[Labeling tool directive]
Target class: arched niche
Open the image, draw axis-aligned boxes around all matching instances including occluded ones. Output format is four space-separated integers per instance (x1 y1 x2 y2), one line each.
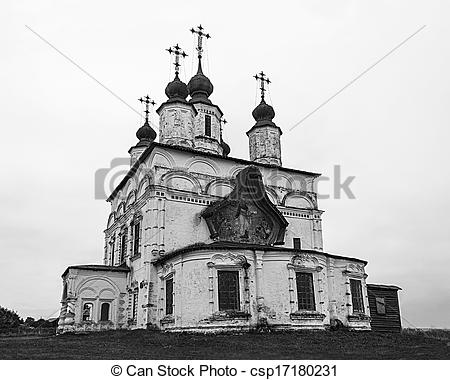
125 190 136 209
161 171 202 194
137 176 150 198
283 192 314 209
99 288 116 299
76 276 120 297
151 151 175 169
265 172 295 190
265 186 279 205
228 165 247 178
116 202 125 217
187 158 219 176
206 179 234 198
107 212 115 228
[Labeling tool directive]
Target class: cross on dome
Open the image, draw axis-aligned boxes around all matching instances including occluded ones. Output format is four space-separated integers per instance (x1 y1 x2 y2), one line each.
188 24 213 102
166 44 188 75
190 24 211 59
254 71 271 101
138 95 156 124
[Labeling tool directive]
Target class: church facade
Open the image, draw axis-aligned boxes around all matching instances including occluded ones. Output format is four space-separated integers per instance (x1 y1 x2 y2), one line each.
57 27 374 333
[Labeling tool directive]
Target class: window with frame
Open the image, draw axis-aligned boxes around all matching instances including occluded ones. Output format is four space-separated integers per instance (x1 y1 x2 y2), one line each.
375 297 386 315
120 228 127 263
100 302 110 321
132 290 138 323
293 238 302 250
110 238 115 265
132 222 141 257
350 279 365 313
82 302 93 321
165 278 174 315
296 272 316 311
205 115 212 137
218 270 240 311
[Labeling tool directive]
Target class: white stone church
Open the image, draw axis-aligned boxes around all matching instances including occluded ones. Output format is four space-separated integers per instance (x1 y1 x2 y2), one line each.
57 27 374 333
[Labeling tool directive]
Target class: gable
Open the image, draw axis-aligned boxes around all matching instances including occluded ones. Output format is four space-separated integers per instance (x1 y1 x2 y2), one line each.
201 166 288 245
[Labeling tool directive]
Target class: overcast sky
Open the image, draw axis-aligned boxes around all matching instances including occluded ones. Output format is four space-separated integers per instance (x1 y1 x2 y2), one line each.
1 0 449 328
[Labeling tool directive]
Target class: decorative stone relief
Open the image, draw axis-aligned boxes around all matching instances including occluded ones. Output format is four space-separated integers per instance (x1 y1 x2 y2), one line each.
290 254 323 272
161 263 174 278
208 252 248 268
201 166 288 245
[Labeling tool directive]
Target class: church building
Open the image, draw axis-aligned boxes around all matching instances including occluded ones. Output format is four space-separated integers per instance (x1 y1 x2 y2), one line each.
57 26 395 333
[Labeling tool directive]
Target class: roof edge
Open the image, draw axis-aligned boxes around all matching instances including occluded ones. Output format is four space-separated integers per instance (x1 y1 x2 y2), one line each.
62 264 130 278
367 284 402 291
107 142 322 202
154 242 368 266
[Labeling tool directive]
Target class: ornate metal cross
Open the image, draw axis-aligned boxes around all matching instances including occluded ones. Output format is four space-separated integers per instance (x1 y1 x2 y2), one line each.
254 71 271 101
190 24 211 59
166 44 188 75
138 95 156 123
220 117 227 135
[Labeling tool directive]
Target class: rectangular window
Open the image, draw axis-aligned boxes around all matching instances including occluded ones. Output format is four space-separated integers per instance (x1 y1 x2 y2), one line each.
205 115 211 137
350 279 365 313
82 303 93 321
375 297 386 315
293 238 302 250
100 303 110 321
218 271 240 311
132 290 138 323
296 272 316 310
165 278 174 315
120 229 127 263
133 222 141 256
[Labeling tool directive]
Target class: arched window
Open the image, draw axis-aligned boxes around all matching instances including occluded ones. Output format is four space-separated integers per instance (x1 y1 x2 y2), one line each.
109 238 115 266
100 303 110 321
82 303 93 321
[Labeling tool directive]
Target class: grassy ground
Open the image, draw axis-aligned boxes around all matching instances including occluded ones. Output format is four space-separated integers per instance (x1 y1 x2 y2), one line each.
0 329 449 360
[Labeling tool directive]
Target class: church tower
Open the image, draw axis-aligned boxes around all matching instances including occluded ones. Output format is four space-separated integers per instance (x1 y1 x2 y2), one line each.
188 25 226 156
247 72 282 166
129 95 157 165
157 44 197 148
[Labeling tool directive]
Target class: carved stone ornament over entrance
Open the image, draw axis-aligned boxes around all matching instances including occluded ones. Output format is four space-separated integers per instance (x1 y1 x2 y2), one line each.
201 166 288 245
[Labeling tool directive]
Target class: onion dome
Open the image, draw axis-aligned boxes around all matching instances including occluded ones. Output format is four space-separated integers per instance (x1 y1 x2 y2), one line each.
221 139 230 157
252 99 276 126
136 119 156 146
165 73 189 101
188 61 213 103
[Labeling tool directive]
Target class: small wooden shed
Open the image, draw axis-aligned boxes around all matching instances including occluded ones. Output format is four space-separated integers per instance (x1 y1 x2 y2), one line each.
367 284 402 332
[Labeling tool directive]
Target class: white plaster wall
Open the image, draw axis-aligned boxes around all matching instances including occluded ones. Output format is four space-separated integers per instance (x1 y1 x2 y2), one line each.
152 249 369 331
164 199 212 252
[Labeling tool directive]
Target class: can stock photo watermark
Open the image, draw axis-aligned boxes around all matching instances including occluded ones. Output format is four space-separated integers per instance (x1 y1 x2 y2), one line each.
94 158 356 202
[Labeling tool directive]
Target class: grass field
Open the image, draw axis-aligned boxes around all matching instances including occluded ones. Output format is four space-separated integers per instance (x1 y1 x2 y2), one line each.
1 329 449 360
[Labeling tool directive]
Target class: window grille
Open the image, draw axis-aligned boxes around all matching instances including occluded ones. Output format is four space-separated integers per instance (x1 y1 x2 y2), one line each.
296 272 316 311
218 271 240 311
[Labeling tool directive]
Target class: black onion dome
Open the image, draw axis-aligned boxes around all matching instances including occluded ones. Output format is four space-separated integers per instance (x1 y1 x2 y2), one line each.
252 98 275 123
221 139 230 157
165 73 188 101
188 61 213 103
136 120 157 145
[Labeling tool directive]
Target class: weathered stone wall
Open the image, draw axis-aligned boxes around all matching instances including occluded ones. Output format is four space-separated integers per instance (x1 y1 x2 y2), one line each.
158 103 196 148
248 126 282 166
58 268 128 333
